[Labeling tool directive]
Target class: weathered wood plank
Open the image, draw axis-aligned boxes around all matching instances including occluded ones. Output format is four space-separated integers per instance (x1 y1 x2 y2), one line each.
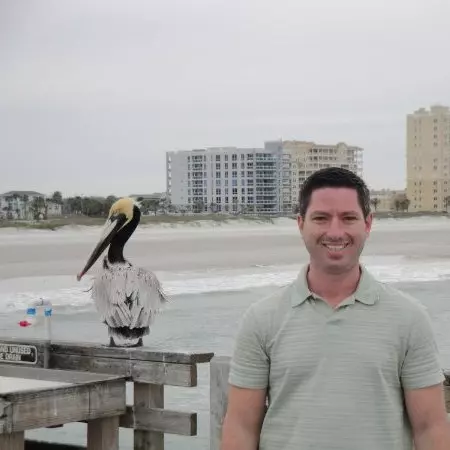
87 416 119 450
50 354 197 387
0 398 13 433
2 378 125 432
0 365 124 384
87 378 127 419
0 431 24 450
120 405 196 435
0 337 214 364
50 342 214 364
134 383 164 450
10 385 89 430
0 338 206 386
210 356 231 450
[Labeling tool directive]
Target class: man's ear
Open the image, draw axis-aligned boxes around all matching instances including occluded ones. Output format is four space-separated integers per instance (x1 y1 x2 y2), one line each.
365 212 373 235
297 214 304 233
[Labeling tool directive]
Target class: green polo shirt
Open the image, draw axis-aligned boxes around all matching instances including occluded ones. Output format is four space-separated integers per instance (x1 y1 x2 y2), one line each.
228 264 445 450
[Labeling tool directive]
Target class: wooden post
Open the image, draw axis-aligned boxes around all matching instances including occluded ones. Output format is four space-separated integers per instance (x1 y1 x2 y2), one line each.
444 372 450 414
0 432 25 450
134 383 164 450
210 356 231 450
87 416 120 450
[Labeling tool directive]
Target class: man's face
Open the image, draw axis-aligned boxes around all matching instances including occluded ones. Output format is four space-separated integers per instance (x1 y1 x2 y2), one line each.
297 187 372 274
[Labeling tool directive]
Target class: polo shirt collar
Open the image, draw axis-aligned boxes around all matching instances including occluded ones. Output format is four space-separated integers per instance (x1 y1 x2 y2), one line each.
291 263 378 308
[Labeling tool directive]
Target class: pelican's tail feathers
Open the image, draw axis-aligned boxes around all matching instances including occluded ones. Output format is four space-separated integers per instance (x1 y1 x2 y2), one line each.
107 325 149 347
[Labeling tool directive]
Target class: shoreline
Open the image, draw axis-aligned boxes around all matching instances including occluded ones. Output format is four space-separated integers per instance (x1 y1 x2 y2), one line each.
0 211 448 231
0 214 276 231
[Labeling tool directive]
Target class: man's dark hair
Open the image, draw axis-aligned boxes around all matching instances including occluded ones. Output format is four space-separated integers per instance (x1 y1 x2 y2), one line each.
298 167 371 218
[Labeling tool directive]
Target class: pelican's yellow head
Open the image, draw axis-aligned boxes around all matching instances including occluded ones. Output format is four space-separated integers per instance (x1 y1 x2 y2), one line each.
108 197 135 227
77 197 140 281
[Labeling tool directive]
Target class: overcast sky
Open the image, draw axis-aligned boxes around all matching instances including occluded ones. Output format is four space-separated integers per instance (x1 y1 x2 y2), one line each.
1 0 449 197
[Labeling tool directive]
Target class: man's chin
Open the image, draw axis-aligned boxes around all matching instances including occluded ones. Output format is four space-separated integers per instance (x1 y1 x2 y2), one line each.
320 257 354 272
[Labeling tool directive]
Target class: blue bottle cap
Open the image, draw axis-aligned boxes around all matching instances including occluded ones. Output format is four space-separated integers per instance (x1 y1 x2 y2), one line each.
26 307 36 316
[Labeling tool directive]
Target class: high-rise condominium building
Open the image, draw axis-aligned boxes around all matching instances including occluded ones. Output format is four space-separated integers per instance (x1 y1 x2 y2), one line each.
166 147 282 214
166 140 363 214
406 105 450 212
265 140 363 213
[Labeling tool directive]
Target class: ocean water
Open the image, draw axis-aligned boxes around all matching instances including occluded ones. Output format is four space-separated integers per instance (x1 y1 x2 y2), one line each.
1 216 450 448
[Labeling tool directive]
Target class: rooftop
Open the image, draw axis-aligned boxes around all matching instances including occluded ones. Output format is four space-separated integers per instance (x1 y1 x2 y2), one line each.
412 105 450 116
0 190 45 198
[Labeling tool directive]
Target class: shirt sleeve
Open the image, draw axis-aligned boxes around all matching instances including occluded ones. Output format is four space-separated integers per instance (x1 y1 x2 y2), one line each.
228 304 270 389
401 307 445 390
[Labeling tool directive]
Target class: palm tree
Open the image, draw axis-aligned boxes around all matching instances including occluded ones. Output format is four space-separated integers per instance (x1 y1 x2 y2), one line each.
209 202 219 213
444 196 450 212
22 194 29 219
51 191 63 211
394 194 410 212
30 196 47 220
193 199 204 214
370 198 380 211
400 197 410 212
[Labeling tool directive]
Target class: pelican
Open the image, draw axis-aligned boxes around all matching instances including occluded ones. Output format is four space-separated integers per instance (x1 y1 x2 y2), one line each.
76 197 167 347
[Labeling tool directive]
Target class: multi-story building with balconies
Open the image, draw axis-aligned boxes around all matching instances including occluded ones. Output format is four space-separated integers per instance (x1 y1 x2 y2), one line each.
406 105 450 211
166 140 363 214
166 146 282 214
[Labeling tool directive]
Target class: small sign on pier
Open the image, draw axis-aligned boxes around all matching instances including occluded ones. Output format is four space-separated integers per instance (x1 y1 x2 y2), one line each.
0 343 37 365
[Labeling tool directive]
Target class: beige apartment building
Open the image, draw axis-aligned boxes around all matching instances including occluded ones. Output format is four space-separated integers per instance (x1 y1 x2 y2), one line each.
406 105 450 211
266 140 363 212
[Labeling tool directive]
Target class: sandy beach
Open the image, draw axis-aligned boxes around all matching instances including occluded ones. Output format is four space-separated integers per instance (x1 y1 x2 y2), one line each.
1 216 450 449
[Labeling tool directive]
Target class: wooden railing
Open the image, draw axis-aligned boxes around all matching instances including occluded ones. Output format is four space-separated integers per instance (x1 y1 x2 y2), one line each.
2 338 448 450
0 337 213 450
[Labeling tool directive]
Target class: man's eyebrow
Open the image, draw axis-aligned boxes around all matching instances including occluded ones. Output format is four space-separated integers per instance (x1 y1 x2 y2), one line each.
309 210 361 216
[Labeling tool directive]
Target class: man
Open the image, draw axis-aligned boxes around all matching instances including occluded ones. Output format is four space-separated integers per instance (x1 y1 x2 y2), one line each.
221 167 450 450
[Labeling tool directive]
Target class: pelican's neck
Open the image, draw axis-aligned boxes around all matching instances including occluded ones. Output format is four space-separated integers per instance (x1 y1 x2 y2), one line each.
107 205 140 264
107 240 126 264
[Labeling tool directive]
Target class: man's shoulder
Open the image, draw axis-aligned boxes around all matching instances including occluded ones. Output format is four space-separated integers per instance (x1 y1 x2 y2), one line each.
377 279 425 308
234 283 295 348
245 278 298 322
368 270 429 319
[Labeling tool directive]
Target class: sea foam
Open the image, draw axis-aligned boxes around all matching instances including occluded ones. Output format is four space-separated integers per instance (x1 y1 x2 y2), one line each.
1 256 450 313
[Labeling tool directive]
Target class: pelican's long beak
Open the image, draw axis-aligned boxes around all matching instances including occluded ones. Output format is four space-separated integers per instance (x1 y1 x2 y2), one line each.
76 213 127 281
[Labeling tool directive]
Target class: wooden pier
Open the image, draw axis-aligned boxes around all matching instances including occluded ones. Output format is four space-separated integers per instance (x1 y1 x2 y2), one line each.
0 364 126 450
1 337 449 450
0 337 213 450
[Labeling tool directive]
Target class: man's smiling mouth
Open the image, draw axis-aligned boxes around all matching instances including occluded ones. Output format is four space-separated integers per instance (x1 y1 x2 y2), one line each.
321 243 350 251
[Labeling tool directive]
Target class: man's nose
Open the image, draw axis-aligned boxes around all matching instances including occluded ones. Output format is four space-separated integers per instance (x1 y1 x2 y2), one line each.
327 217 345 237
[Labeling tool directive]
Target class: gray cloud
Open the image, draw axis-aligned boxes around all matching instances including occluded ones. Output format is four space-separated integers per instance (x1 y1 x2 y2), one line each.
1 0 449 196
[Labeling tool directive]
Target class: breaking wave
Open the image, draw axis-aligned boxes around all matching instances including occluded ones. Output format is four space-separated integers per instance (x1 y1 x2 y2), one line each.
1 256 450 313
